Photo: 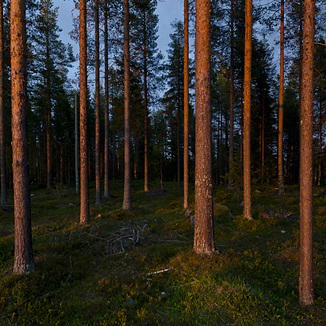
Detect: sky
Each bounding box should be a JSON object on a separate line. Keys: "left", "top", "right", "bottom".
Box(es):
{"left": 56, "top": 0, "right": 184, "bottom": 82}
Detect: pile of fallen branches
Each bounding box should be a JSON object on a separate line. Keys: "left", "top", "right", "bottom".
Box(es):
{"left": 106, "top": 222, "right": 147, "bottom": 254}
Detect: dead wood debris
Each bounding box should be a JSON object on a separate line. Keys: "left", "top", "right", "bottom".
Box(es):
{"left": 260, "top": 209, "right": 296, "bottom": 220}
{"left": 106, "top": 222, "right": 147, "bottom": 254}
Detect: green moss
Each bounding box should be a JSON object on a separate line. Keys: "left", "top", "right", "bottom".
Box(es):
{"left": 1, "top": 182, "right": 326, "bottom": 325}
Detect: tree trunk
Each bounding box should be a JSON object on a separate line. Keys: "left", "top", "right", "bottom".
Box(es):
{"left": 122, "top": 0, "right": 131, "bottom": 210}
{"left": 104, "top": 0, "right": 110, "bottom": 198}
{"left": 261, "top": 93, "right": 265, "bottom": 181}
{"left": 75, "top": 92, "right": 79, "bottom": 193}
{"left": 228, "top": 0, "right": 234, "bottom": 190}
{"left": 79, "top": 0, "right": 90, "bottom": 224}
{"left": 177, "top": 87, "right": 181, "bottom": 190}
{"left": 0, "top": 0, "right": 7, "bottom": 205}
{"left": 134, "top": 136, "right": 139, "bottom": 179}
{"left": 278, "top": 0, "right": 285, "bottom": 195}
{"left": 243, "top": 0, "right": 253, "bottom": 220}
{"left": 317, "top": 100, "right": 322, "bottom": 186}
{"left": 143, "top": 11, "right": 149, "bottom": 193}
{"left": 193, "top": 0, "right": 215, "bottom": 255}
{"left": 112, "top": 133, "right": 116, "bottom": 179}
{"left": 59, "top": 143, "right": 63, "bottom": 184}
{"left": 95, "top": 0, "right": 101, "bottom": 205}
{"left": 46, "top": 32, "right": 52, "bottom": 189}
{"left": 11, "top": 0, "right": 35, "bottom": 274}
{"left": 183, "top": 0, "right": 189, "bottom": 208}
{"left": 299, "top": 0, "right": 315, "bottom": 306}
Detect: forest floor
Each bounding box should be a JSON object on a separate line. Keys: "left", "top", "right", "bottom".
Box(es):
{"left": 1, "top": 180, "right": 326, "bottom": 325}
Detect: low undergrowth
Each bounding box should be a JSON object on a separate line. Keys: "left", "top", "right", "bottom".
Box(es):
{"left": 1, "top": 181, "right": 326, "bottom": 325}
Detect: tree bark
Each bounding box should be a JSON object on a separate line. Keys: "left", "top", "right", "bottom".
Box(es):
{"left": 177, "top": 81, "right": 181, "bottom": 190}
{"left": 228, "top": 0, "right": 234, "bottom": 190}
{"left": 278, "top": 0, "right": 285, "bottom": 195}
{"left": 299, "top": 0, "right": 315, "bottom": 306}
{"left": 134, "top": 137, "right": 139, "bottom": 179}
{"left": 79, "top": 0, "right": 90, "bottom": 224}
{"left": 122, "top": 0, "right": 131, "bottom": 210}
{"left": 317, "top": 100, "right": 322, "bottom": 186}
{"left": 95, "top": 0, "right": 101, "bottom": 205}
{"left": 143, "top": 11, "right": 149, "bottom": 193}
{"left": 183, "top": 0, "right": 189, "bottom": 209}
{"left": 243, "top": 0, "right": 253, "bottom": 220}
{"left": 193, "top": 0, "right": 215, "bottom": 255}
{"left": 0, "top": 0, "right": 7, "bottom": 205}
{"left": 46, "top": 28, "right": 52, "bottom": 189}
{"left": 261, "top": 93, "right": 265, "bottom": 180}
{"left": 11, "top": 0, "right": 35, "bottom": 274}
{"left": 104, "top": 0, "right": 110, "bottom": 198}
{"left": 75, "top": 92, "right": 79, "bottom": 193}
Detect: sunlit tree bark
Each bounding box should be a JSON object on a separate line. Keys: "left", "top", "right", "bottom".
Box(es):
{"left": 278, "top": 0, "right": 285, "bottom": 196}
{"left": 0, "top": 0, "right": 7, "bottom": 205}
{"left": 122, "top": 0, "right": 131, "bottom": 210}
{"left": 299, "top": 0, "right": 315, "bottom": 306}
{"left": 243, "top": 0, "right": 253, "bottom": 220}
{"left": 183, "top": 0, "right": 189, "bottom": 209}
{"left": 193, "top": 0, "right": 215, "bottom": 254}
{"left": 79, "top": 0, "right": 90, "bottom": 224}
{"left": 11, "top": 0, "right": 35, "bottom": 274}
{"left": 95, "top": 0, "right": 101, "bottom": 205}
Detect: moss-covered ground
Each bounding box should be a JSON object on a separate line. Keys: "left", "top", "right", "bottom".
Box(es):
{"left": 1, "top": 180, "right": 326, "bottom": 325}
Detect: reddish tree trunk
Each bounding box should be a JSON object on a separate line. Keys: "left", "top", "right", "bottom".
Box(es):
{"left": 104, "top": 0, "right": 110, "bottom": 198}
{"left": 299, "top": 0, "right": 315, "bottom": 306}
{"left": 0, "top": 0, "right": 6, "bottom": 205}
{"left": 122, "top": 0, "right": 131, "bottom": 210}
{"left": 95, "top": 0, "right": 101, "bottom": 205}
{"left": 11, "top": 0, "right": 35, "bottom": 274}
{"left": 278, "top": 0, "right": 285, "bottom": 195}
{"left": 183, "top": 0, "right": 189, "bottom": 209}
{"left": 243, "top": 0, "right": 253, "bottom": 220}
{"left": 79, "top": 0, "right": 90, "bottom": 224}
{"left": 193, "top": 0, "right": 215, "bottom": 254}
{"left": 318, "top": 100, "right": 322, "bottom": 186}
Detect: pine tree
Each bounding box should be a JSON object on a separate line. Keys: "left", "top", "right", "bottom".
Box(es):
{"left": 79, "top": 0, "right": 90, "bottom": 224}
{"left": 184, "top": 0, "right": 189, "bottom": 208}
{"left": 193, "top": 0, "right": 215, "bottom": 254}
{"left": 103, "top": 0, "right": 110, "bottom": 199}
{"left": 95, "top": 0, "right": 101, "bottom": 205}
{"left": 299, "top": 0, "right": 315, "bottom": 306}
{"left": 162, "top": 21, "right": 184, "bottom": 188}
{"left": 228, "top": 0, "right": 235, "bottom": 189}
{"left": 11, "top": 0, "right": 35, "bottom": 274}
{"left": 122, "top": 0, "right": 132, "bottom": 210}
{"left": 132, "top": 0, "right": 161, "bottom": 192}
{"left": 243, "top": 0, "right": 253, "bottom": 220}
{"left": 0, "top": 0, "right": 6, "bottom": 205}
{"left": 29, "top": 0, "right": 74, "bottom": 187}
{"left": 278, "top": 0, "right": 285, "bottom": 195}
